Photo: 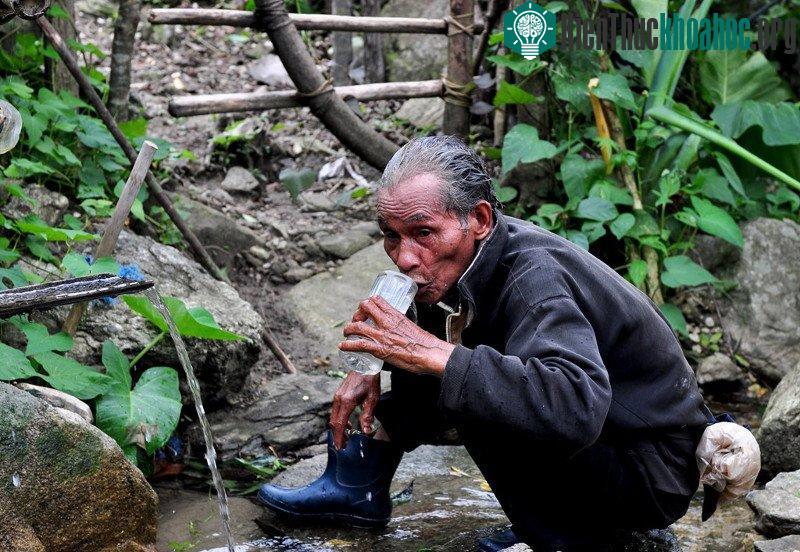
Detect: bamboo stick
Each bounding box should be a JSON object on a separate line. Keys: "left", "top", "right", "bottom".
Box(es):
{"left": 62, "top": 141, "right": 158, "bottom": 336}
{"left": 169, "top": 80, "right": 443, "bottom": 116}
{"left": 36, "top": 16, "right": 228, "bottom": 283}
{"left": 443, "top": 0, "right": 474, "bottom": 137}
{"left": 148, "top": 8, "right": 482, "bottom": 34}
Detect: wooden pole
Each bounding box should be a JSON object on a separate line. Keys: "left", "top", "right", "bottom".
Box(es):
{"left": 62, "top": 141, "right": 158, "bottom": 336}
{"left": 472, "top": 0, "right": 507, "bottom": 75}
{"left": 35, "top": 16, "right": 228, "bottom": 283}
{"left": 331, "top": 0, "right": 352, "bottom": 86}
{"left": 148, "top": 9, "right": 485, "bottom": 34}
{"left": 169, "top": 80, "right": 443, "bottom": 116}
{"left": 442, "top": 0, "right": 474, "bottom": 137}
{"left": 363, "top": 0, "right": 384, "bottom": 83}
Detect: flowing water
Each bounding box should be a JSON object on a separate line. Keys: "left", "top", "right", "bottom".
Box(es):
{"left": 145, "top": 288, "right": 236, "bottom": 552}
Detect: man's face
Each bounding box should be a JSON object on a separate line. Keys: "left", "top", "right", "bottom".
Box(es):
{"left": 377, "top": 173, "right": 492, "bottom": 304}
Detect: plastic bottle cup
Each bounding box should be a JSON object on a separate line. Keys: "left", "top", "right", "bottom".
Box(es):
{"left": 339, "top": 270, "right": 418, "bottom": 375}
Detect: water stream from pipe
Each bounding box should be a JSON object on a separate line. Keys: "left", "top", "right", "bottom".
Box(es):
{"left": 144, "top": 288, "right": 236, "bottom": 552}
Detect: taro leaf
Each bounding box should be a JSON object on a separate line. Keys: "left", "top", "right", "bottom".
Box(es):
{"left": 631, "top": 0, "right": 666, "bottom": 80}
{"left": 0, "top": 343, "right": 37, "bottom": 380}
{"left": 659, "top": 302, "right": 688, "bottom": 336}
{"left": 279, "top": 168, "right": 316, "bottom": 200}
{"left": 627, "top": 259, "right": 648, "bottom": 287}
{"left": 660, "top": 255, "right": 718, "bottom": 288}
{"left": 8, "top": 318, "right": 73, "bottom": 356}
{"left": 699, "top": 50, "right": 791, "bottom": 106}
{"left": 493, "top": 81, "right": 538, "bottom": 107}
{"left": 122, "top": 295, "right": 246, "bottom": 341}
{"left": 96, "top": 343, "right": 181, "bottom": 455}
{"left": 610, "top": 213, "right": 636, "bottom": 239}
{"left": 501, "top": 124, "right": 557, "bottom": 175}
{"left": 561, "top": 154, "right": 606, "bottom": 207}
{"left": 711, "top": 101, "right": 800, "bottom": 147}
{"left": 592, "top": 74, "right": 637, "bottom": 111}
{"left": 61, "top": 252, "right": 120, "bottom": 278}
{"left": 34, "top": 352, "right": 112, "bottom": 400}
{"left": 576, "top": 197, "right": 617, "bottom": 222}
{"left": 16, "top": 215, "right": 96, "bottom": 242}
{"left": 690, "top": 196, "right": 744, "bottom": 247}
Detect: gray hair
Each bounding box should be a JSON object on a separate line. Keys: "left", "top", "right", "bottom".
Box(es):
{"left": 378, "top": 135, "right": 499, "bottom": 221}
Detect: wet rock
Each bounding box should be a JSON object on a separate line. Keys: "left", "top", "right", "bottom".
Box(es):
{"left": 0, "top": 382, "right": 157, "bottom": 552}
{"left": 284, "top": 243, "right": 393, "bottom": 357}
{"left": 249, "top": 53, "right": 293, "bottom": 88}
{"left": 65, "top": 230, "right": 264, "bottom": 407}
{"left": 755, "top": 535, "right": 800, "bottom": 552}
{"left": 695, "top": 353, "right": 745, "bottom": 391}
{"left": 221, "top": 166, "right": 260, "bottom": 193}
{"left": 501, "top": 545, "right": 533, "bottom": 552}
{"left": 318, "top": 228, "right": 375, "bottom": 259}
{"left": 283, "top": 266, "right": 314, "bottom": 283}
{"left": 299, "top": 190, "right": 337, "bottom": 212}
{"left": 759, "top": 362, "right": 800, "bottom": 474}
{"left": 395, "top": 97, "right": 445, "bottom": 129}
{"left": 747, "top": 470, "right": 800, "bottom": 537}
{"left": 611, "top": 529, "right": 681, "bottom": 551}
{"left": 715, "top": 218, "right": 800, "bottom": 383}
{"left": 172, "top": 193, "right": 261, "bottom": 268}
{"left": 381, "top": 0, "right": 448, "bottom": 81}
{"left": 202, "top": 373, "right": 342, "bottom": 459}
{"left": 16, "top": 382, "right": 93, "bottom": 424}
{"left": 1, "top": 183, "right": 68, "bottom": 226}
{"left": 672, "top": 488, "right": 758, "bottom": 551}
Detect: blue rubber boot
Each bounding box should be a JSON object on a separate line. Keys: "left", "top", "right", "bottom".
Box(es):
{"left": 477, "top": 526, "right": 521, "bottom": 552}
{"left": 257, "top": 430, "right": 403, "bottom": 528}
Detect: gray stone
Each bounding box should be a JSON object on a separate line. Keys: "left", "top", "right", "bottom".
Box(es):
{"left": 65, "top": 230, "right": 264, "bottom": 406}
{"left": 759, "top": 362, "right": 800, "bottom": 474}
{"left": 299, "top": 190, "right": 337, "bottom": 212}
{"left": 501, "top": 545, "right": 533, "bottom": 552}
{"left": 689, "top": 233, "right": 741, "bottom": 273}
{"left": 284, "top": 267, "right": 314, "bottom": 283}
{"left": 755, "top": 535, "right": 800, "bottom": 552}
{"left": 248, "top": 53, "right": 293, "bottom": 88}
{"left": 318, "top": 229, "right": 374, "bottom": 259}
{"left": 16, "top": 383, "right": 93, "bottom": 424}
{"left": 695, "top": 353, "right": 745, "bottom": 390}
{"left": 202, "top": 373, "right": 342, "bottom": 459}
{"left": 1, "top": 183, "right": 68, "bottom": 226}
{"left": 381, "top": 0, "right": 448, "bottom": 81}
{"left": 221, "top": 166, "right": 260, "bottom": 193}
{"left": 0, "top": 382, "right": 157, "bottom": 552}
{"left": 395, "top": 97, "right": 445, "bottom": 129}
{"left": 284, "top": 242, "right": 393, "bottom": 357}
{"left": 715, "top": 218, "right": 800, "bottom": 383}
{"left": 173, "top": 193, "right": 261, "bottom": 268}
{"left": 747, "top": 470, "right": 800, "bottom": 537}
{"left": 352, "top": 220, "right": 382, "bottom": 238}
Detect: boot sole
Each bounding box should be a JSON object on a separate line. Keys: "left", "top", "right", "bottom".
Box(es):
{"left": 256, "top": 490, "right": 390, "bottom": 529}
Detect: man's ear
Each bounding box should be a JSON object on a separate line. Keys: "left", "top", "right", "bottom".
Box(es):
{"left": 471, "top": 200, "right": 494, "bottom": 240}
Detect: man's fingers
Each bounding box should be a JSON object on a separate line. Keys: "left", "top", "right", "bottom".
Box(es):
{"left": 342, "top": 321, "right": 380, "bottom": 340}
{"left": 338, "top": 337, "right": 382, "bottom": 356}
{"left": 360, "top": 387, "right": 379, "bottom": 434}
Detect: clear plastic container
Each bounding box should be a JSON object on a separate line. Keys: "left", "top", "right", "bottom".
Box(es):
{"left": 339, "top": 270, "right": 418, "bottom": 375}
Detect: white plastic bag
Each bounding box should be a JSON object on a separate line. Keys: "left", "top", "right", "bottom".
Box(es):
{"left": 695, "top": 421, "right": 761, "bottom": 500}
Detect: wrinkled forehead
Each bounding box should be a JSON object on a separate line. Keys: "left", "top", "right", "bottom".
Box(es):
{"left": 376, "top": 173, "right": 449, "bottom": 225}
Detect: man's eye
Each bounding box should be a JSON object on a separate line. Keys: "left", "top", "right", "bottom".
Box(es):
{"left": 418, "top": 228, "right": 432, "bottom": 238}
{"left": 384, "top": 231, "right": 399, "bottom": 241}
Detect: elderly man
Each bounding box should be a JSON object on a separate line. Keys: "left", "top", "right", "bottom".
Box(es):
{"left": 258, "top": 136, "right": 709, "bottom": 551}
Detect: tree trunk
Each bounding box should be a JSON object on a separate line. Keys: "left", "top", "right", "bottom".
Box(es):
{"left": 44, "top": 0, "right": 79, "bottom": 95}
{"left": 362, "top": 0, "right": 384, "bottom": 83}
{"left": 442, "top": 0, "right": 473, "bottom": 137}
{"left": 331, "top": 0, "right": 352, "bottom": 85}
{"left": 108, "top": 0, "right": 142, "bottom": 121}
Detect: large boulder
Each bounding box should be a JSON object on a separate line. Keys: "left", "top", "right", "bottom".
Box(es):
{"left": 759, "top": 361, "right": 800, "bottom": 475}
{"left": 713, "top": 218, "right": 800, "bottom": 383}
{"left": 67, "top": 230, "right": 264, "bottom": 406}
{"left": 381, "top": 0, "right": 448, "bottom": 81}
{"left": 747, "top": 470, "right": 800, "bottom": 538}
{"left": 0, "top": 382, "right": 157, "bottom": 551}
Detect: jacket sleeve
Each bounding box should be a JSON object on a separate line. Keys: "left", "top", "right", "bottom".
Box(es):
{"left": 438, "top": 294, "right": 612, "bottom": 454}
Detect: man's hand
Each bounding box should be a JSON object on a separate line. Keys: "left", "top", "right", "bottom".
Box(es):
{"left": 338, "top": 296, "right": 456, "bottom": 377}
{"left": 329, "top": 371, "right": 381, "bottom": 450}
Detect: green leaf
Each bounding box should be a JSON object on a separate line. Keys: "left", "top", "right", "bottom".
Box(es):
{"left": 34, "top": 352, "right": 113, "bottom": 400}
{"left": 588, "top": 181, "right": 633, "bottom": 206}
{"left": 659, "top": 303, "right": 688, "bottom": 336}
{"left": 119, "top": 117, "right": 148, "bottom": 139}
{"left": 560, "top": 154, "right": 606, "bottom": 206}
{"left": 24, "top": 236, "right": 57, "bottom": 263}
{"left": 0, "top": 343, "right": 37, "bottom": 380}
{"left": 493, "top": 81, "right": 538, "bottom": 107}
{"left": 102, "top": 340, "right": 131, "bottom": 388}
{"left": 694, "top": 168, "right": 735, "bottom": 206}
{"left": 19, "top": 108, "right": 46, "bottom": 146}
{"left": 711, "top": 101, "right": 800, "bottom": 147}
{"left": 699, "top": 50, "right": 791, "bottom": 106}
{"left": 6, "top": 158, "right": 53, "bottom": 177}
{"left": 501, "top": 124, "right": 557, "bottom": 175}
{"left": 581, "top": 221, "right": 606, "bottom": 243}
{"left": 627, "top": 259, "right": 648, "bottom": 286}
{"left": 495, "top": 186, "right": 518, "bottom": 203}
{"left": 7, "top": 318, "right": 73, "bottom": 356}
{"left": 610, "top": 213, "right": 636, "bottom": 239}
{"left": 485, "top": 53, "right": 544, "bottom": 77}
{"left": 122, "top": 295, "right": 245, "bottom": 341}
{"left": 565, "top": 230, "right": 589, "bottom": 251}
{"left": 16, "top": 215, "right": 96, "bottom": 242}
{"left": 713, "top": 152, "right": 745, "bottom": 196}
{"left": 592, "top": 73, "right": 637, "bottom": 111}
{"left": 279, "top": 168, "right": 316, "bottom": 200}
{"left": 95, "top": 365, "right": 182, "bottom": 455}
{"left": 660, "top": 255, "right": 718, "bottom": 288}
{"left": 690, "top": 196, "right": 744, "bottom": 247}
{"left": 61, "top": 253, "right": 120, "bottom": 277}
{"left": 576, "top": 197, "right": 618, "bottom": 222}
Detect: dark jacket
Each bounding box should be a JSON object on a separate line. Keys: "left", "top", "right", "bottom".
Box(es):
{"left": 423, "top": 211, "right": 708, "bottom": 458}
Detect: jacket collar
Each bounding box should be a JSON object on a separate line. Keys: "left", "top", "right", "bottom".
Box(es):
{"left": 455, "top": 208, "right": 508, "bottom": 316}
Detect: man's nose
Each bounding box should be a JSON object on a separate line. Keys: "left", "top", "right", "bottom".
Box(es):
{"left": 394, "top": 240, "right": 421, "bottom": 273}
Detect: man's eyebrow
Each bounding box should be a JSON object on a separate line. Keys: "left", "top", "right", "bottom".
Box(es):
{"left": 404, "top": 213, "right": 431, "bottom": 223}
